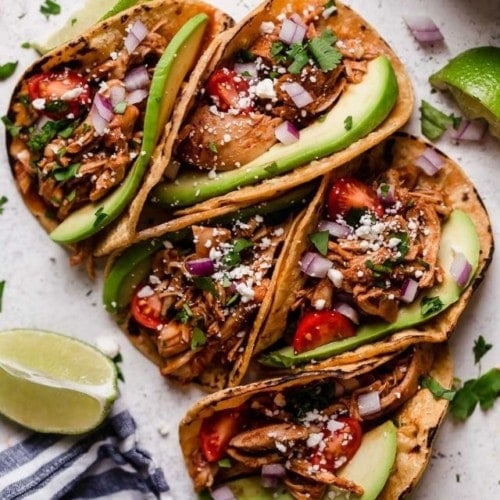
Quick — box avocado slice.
[102,184,317,313]
[206,421,397,500]
[260,209,480,368]
[151,55,399,208]
[49,13,210,244]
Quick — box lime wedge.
[0,329,118,434]
[430,46,500,138]
[33,0,146,54]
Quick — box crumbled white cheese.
[313,299,326,310]
[61,87,85,101]
[137,285,155,298]
[327,268,343,288]
[32,98,46,110]
[254,78,276,99]
[260,21,275,34]
[307,432,324,448]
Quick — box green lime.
[0,329,118,434]
[430,46,500,138]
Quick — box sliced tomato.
[206,68,251,112]
[131,289,163,330]
[199,406,246,462]
[327,177,384,220]
[293,310,356,354]
[310,417,363,471]
[26,69,90,119]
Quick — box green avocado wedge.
[202,421,397,500]
[103,183,317,314]
[260,209,480,368]
[49,13,209,245]
[151,55,399,208]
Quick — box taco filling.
[176,0,382,172]
[8,20,172,222]
[186,346,433,498]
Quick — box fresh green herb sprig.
[0,61,18,80]
[40,0,61,19]
[0,196,8,214]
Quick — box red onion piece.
[126,88,149,104]
[334,302,360,325]
[109,85,126,107]
[282,82,313,109]
[125,20,149,53]
[234,62,258,78]
[358,391,381,417]
[415,147,444,176]
[261,476,280,489]
[404,16,444,44]
[186,258,215,277]
[279,18,307,45]
[447,119,487,142]
[376,183,396,205]
[211,485,236,500]
[124,66,150,91]
[275,120,300,145]
[262,463,286,478]
[400,278,419,303]
[90,93,114,135]
[290,13,307,27]
[450,252,472,287]
[317,220,351,238]
[300,252,333,278]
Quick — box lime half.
[0,329,118,434]
[430,46,500,138]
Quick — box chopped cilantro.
[113,353,125,382]
[217,458,232,468]
[325,0,336,7]
[0,196,8,214]
[421,376,456,401]
[0,61,18,80]
[420,100,461,141]
[53,163,80,182]
[40,0,61,18]
[21,42,32,49]
[309,29,342,72]
[287,43,309,74]
[223,238,253,266]
[93,206,107,228]
[44,100,68,114]
[208,141,218,154]
[1,116,21,137]
[473,335,492,365]
[344,115,353,130]
[58,124,76,139]
[66,189,76,202]
[285,382,335,418]
[264,162,279,175]
[71,18,77,26]
[235,49,256,63]
[27,119,71,152]
[420,296,443,317]
[391,231,410,260]
[0,280,4,312]
[344,207,370,227]
[226,294,240,307]
[271,41,287,63]
[191,326,207,349]
[57,147,67,158]
[365,259,393,275]
[309,231,329,256]
[193,276,219,298]
[176,303,193,324]
[113,102,127,114]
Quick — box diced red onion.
[358,391,381,417]
[279,18,307,45]
[376,183,396,205]
[124,66,150,91]
[334,302,360,325]
[300,252,333,278]
[447,119,487,142]
[404,16,444,44]
[186,258,215,277]
[282,82,313,109]
[233,62,258,78]
[126,88,149,104]
[211,485,236,500]
[400,278,419,303]
[275,120,300,145]
[109,85,126,107]
[125,20,149,53]
[90,93,114,135]
[261,476,280,489]
[450,252,472,287]
[262,463,286,487]
[290,13,307,27]
[415,147,444,176]
[317,220,351,238]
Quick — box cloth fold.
[0,400,171,499]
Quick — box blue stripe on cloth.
[0,407,169,500]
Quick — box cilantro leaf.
[27,119,72,152]
[473,335,492,365]
[217,458,232,468]
[208,141,218,154]
[309,231,329,256]
[176,303,193,324]
[223,238,254,267]
[0,280,5,312]
[421,376,456,401]
[287,43,309,74]
[420,100,461,141]
[421,296,443,317]
[40,0,61,18]
[1,116,21,137]
[344,115,353,130]
[0,61,18,80]
[53,163,80,182]
[191,326,207,349]
[93,207,107,228]
[309,29,342,72]
[192,276,219,298]
[0,196,8,214]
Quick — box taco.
[100,0,413,255]
[102,184,317,391]
[179,343,452,499]
[4,0,232,269]
[256,133,494,372]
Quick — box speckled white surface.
[0,0,498,498]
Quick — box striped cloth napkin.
[0,400,171,499]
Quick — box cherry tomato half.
[293,310,356,354]
[26,69,90,119]
[199,406,246,462]
[327,177,384,221]
[131,289,163,330]
[310,417,363,471]
[206,68,251,112]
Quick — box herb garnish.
[287,43,309,74]
[217,458,232,468]
[421,376,456,401]
[235,49,256,63]
[44,100,68,114]
[193,276,219,298]
[308,29,342,71]
[27,119,72,152]
[264,162,279,175]
[1,116,21,137]
[176,303,193,323]
[473,335,492,365]
[344,115,353,130]
[208,141,218,154]
[365,259,393,276]
[0,280,5,312]
[223,238,254,266]
[53,163,80,182]
[309,231,329,256]
[93,207,107,227]
[420,100,460,141]
[40,0,61,19]
[0,61,18,80]
[0,196,8,214]
[226,294,240,307]
[420,296,443,317]
[113,352,125,382]
[191,326,207,349]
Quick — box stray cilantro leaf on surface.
[421,376,456,401]
[420,100,461,141]
[344,115,353,130]
[0,280,5,313]
[473,335,492,365]
[191,327,207,349]
[40,0,61,19]
[113,353,125,382]
[21,42,32,49]
[0,196,8,214]
[309,231,329,256]
[0,61,18,80]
